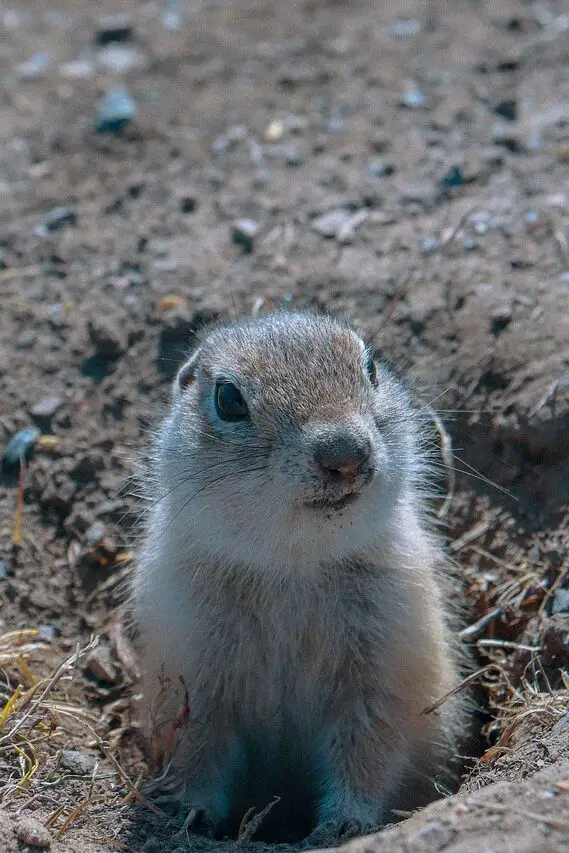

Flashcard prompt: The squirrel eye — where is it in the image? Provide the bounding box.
[365,353,378,387]
[215,382,249,421]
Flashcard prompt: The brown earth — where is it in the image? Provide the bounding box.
[1,0,569,851]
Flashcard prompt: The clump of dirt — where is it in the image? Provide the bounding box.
[1,1,569,851]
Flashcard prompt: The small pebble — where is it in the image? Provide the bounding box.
[211,125,247,155]
[163,0,182,31]
[176,193,197,214]
[97,44,147,74]
[325,112,345,133]
[84,521,107,549]
[366,158,393,177]
[96,498,128,518]
[30,396,62,420]
[232,219,260,254]
[35,206,76,237]
[59,59,95,79]
[421,235,440,254]
[552,588,569,614]
[61,748,96,775]
[87,314,127,358]
[311,209,353,238]
[491,123,522,152]
[156,294,188,313]
[265,119,284,142]
[85,645,118,684]
[2,425,41,469]
[400,87,426,109]
[287,145,305,167]
[494,98,518,122]
[16,53,50,79]
[39,624,57,642]
[438,165,465,190]
[96,86,137,134]
[392,18,422,38]
[0,560,9,580]
[14,816,51,848]
[471,212,490,234]
[95,14,134,45]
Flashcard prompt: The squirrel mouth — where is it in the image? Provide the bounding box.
[303,471,373,511]
[304,489,361,511]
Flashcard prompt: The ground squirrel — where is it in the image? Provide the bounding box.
[133,311,465,845]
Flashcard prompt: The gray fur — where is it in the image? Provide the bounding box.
[132,311,466,844]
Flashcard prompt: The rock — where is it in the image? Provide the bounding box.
[399,184,433,208]
[84,521,107,549]
[60,749,96,775]
[97,45,147,74]
[85,645,118,684]
[491,123,522,152]
[156,294,188,313]
[0,560,9,580]
[490,306,513,336]
[96,86,137,134]
[552,588,569,614]
[14,817,51,848]
[231,219,260,254]
[281,144,304,166]
[366,158,394,177]
[325,110,345,133]
[174,190,198,214]
[400,87,426,109]
[59,59,95,79]
[392,18,422,38]
[95,14,134,46]
[421,236,440,255]
[494,98,518,121]
[95,498,128,520]
[30,396,62,421]
[16,53,50,80]
[15,331,37,350]
[264,119,284,142]
[438,165,465,191]
[2,425,41,469]
[311,209,353,238]
[40,206,76,234]
[39,624,57,642]
[211,125,247,155]
[87,315,127,359]
[163,0,182,31]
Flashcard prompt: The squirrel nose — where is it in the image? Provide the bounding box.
[314,431,372,477]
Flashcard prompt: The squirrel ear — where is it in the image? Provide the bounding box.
[174,348,201,396]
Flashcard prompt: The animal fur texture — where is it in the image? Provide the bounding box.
[133,311,465,844]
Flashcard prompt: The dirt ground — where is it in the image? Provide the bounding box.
[1,0,569,850]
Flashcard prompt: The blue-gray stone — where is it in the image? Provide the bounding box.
[96,86,137,133]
